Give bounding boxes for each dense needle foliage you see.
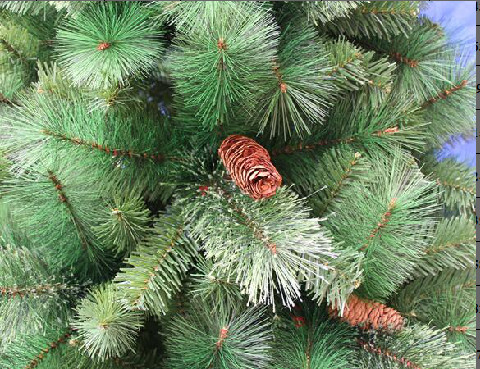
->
[0,1,475,368]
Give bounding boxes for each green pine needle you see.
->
[56,2,164,89]
[164,299,272,369]
[73,283,143,360]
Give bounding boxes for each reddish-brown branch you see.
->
[390,52,419,67]
[273,63,287,93]
[448,325,469,334]
[0,38,22,60]
[271,126,399,156]
[0,92,14,106]
[97,42,111,51]
[360,198,396,251]
[41,129,166,162]
[358,339,422,369]
[1,283,67,299]
[133,227,184,306]
[216,327,229,349]
[422,80,468,108]
[25,329,72,369]
[48,171,89,250]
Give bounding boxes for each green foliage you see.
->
[114,207,199,316]
[164,298,272,369]
[73,283,143,360]
[0,53,27,99]
[271,303,356,369]
[168,2,279,131]
[306,247,364,313]
[415,217,475,277]
[0,325,72,369]
[256,22,335,140]
[418,51,475,147]
[357,323,473,369]
[421,156,475,215]
[297,1,362,24]
[391,268,475,352]
[188,258,243,315]
[369,18,453,105]
[179,163,335,310]
[94,193,151,255]
[56,2,164,89]
[157,1,269,32]
[2,162,112,280]
[1,91,176,200]
[0,0,52,16]
[322,1,420,40]
[270,91,428,158]
[324,36,395,104]
[0,244,74,347]
[275,145,368,216]
[0,2,475,368]
[325,150,438,301]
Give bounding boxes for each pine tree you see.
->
[0,1,475,368]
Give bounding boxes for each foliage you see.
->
[168,2,279,132]
[163,298,272,369]
[0,2,475,368]
[114,206,199,317]
[324,149,438,301]
[271,302,357,369]
[256,21,335,140]
[56,2,164,89]
[178,160,335,310]
[391,268,475,352]
[72,283,143,360]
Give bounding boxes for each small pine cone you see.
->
[218,135,282,200]
[328,294,404,331]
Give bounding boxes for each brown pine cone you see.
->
[218,135,282,200]
[328,294,404,331]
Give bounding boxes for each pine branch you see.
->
[164,298,272,369]
[324,36,396,104]
[272,302,356,369]
[179,165,335,310]
[417,51,475,147]
[114,207,199,316]
[0,1,52,16]
[255,22,335,140]
[420,156,475,215]
[321,1,420,41]
[94,193,151,255]
[351,18,453,105]
[296,1,362,24]
[1,92,177,200]
[188,257,243,315]
[56,2,164,89]
[0,244,75,346]
[2,163,113,280]
[357,323,474,369]
[0,325,72,369]
[168,2,279,131]
[72,284,143,360]
[325,149,438,301]
[414,217,475,277]
[269,91,428,157]
[391,268,475,352]
[274,146,368,216]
